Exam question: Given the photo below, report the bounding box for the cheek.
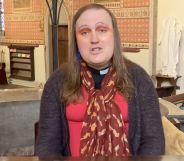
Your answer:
[100,28,113,38]
[76,34,89,49]
[105,33,114,48]
[105,34,114,56]
[76,37,89,60]
[76,34,82,45]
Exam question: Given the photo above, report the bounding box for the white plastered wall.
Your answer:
[0,46,10,74]
[123,49,151,74]
[157,0,184,71]
[157,0,184,93]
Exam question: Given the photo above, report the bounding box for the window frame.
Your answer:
[0,0,5,37]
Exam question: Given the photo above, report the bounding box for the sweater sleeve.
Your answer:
[35,69,69,156]
[136,68,165,155]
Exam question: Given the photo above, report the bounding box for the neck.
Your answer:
[88,66,108,89]
[88,63,110,71]
[88,65,109,75]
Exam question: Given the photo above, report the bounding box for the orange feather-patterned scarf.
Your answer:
[80,62,129,157]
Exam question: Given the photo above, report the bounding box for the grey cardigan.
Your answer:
[35,62,165,156]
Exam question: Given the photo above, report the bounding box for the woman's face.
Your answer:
[75,9,114,69]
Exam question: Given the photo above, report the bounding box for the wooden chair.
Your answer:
[0,62,8,84]
[159,93,184,154]
[161,93,184,130]
[34,122,39,143]
[163,93,184,104]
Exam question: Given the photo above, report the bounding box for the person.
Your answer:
[35,3,165,157]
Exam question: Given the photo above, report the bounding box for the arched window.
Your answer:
[0,0,5,36]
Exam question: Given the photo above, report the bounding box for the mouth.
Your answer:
[90,47,102,54]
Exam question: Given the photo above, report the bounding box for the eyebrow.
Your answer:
[77,25,89,31]
[76,21,111,32]
[95,22,109,27]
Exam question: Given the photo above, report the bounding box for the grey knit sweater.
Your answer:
[35,62,165,156]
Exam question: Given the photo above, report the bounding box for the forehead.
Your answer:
[76,8,113,27]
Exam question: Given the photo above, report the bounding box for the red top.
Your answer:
[66,87,128,157]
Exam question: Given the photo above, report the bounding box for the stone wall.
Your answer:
[0,88,42,155]
[0,100,40,155]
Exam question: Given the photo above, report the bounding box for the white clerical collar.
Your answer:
[99,68,109,75]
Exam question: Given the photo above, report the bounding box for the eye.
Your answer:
[100,29,107,32]
[79,28,90,37]
[97,27,108,33]
[81,31,89,36]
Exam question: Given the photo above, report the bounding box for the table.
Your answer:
[1,156,184,161]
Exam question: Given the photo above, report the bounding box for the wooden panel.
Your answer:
[58,25,68,41]
[58,26,69,65]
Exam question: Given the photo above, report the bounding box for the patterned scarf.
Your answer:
[80,62,130,157]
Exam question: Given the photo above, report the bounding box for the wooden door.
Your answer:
[58,25,68,65]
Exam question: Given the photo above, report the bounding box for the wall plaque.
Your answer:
[13,0,32,12]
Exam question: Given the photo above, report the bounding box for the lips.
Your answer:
[90,47,102,54]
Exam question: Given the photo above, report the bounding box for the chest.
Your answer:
[66,87,128,122]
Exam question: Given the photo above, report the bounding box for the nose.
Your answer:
[90,31,99,44]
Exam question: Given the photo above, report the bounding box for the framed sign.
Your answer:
[13,0,32,12]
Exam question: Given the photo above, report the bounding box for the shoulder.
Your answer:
[46,64,67,87]
[43,66,65,96]
[48,68,64,82]
[125,59,153,87]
